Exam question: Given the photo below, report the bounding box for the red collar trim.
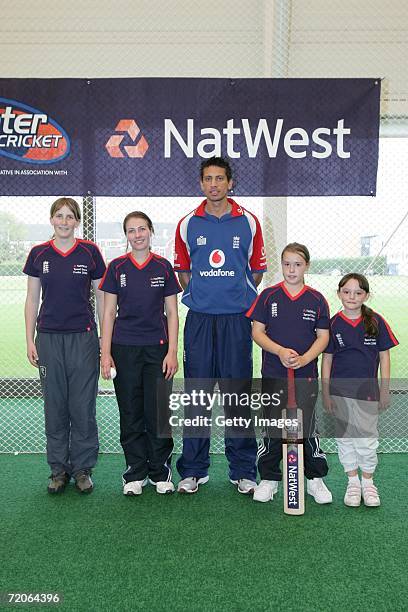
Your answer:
[194,198,244,218]
[194,201,207,217]
[51,238,78,257]
[280,281,307,301]
[128,252,153,270]
[339,311,363,327]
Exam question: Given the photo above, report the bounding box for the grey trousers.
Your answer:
[36,330,100,477]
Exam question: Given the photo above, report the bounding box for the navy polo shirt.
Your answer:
[23,239,106,333]
[99,252,182,346]
[174,199,266,314]
[325,311,398,400]
[247,282,330,378]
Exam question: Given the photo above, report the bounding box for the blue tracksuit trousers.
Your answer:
[176,310,257,481]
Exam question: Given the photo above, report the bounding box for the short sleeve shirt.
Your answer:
[23,239,106,333]
[247,282,330,378]
[325,310,398,400]
[174,198,266,314]
[99,252,182,346]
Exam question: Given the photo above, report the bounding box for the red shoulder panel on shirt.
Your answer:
[374,312,399,346]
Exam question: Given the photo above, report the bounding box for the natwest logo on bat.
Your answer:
[0,98,69,164]
[199,250,235,277]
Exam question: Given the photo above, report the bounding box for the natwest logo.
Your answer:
[106,119,149,158]
[287,451,298,464]
[199,249,235,278]
[164,118,350,159]
[0,98,69,164]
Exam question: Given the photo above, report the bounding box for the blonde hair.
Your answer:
[281,242,310,264]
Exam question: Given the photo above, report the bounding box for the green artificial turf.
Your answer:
[1,454,407,612]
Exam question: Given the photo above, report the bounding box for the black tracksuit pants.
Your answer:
[257,377,328,481]
[112,343,173,483]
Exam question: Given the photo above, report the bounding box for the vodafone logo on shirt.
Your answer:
[209,250,225,269]
[199,249,235,277]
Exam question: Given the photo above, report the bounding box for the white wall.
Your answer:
[0,0,406,117]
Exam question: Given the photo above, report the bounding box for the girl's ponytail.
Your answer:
[361,303,379,337]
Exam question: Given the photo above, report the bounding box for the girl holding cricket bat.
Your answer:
[247,242,332,504]
[321,273,398,507]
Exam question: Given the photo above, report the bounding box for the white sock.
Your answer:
[362,477,373,487]
[348,475,360,486]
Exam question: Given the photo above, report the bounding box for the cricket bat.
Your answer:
[282,368,305,515]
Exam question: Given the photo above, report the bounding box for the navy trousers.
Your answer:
[176,310,257,481]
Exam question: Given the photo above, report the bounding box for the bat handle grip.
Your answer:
[287,368,297,409]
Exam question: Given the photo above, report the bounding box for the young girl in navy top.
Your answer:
[100,211,181,496]
[247,243,332,504]
[24,197,106,494]
[322,273,398,507]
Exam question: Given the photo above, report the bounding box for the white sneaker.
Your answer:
[230,478,257,494]
[253,480,279,502]
[306,478,333,504]
[177,476,209,494]
[344,481,362,507]
[362,483,381,507]
[123,478,148,496]
[155,481,175,495]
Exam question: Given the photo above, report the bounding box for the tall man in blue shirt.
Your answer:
[174,157,267,494]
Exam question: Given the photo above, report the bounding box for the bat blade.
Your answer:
[283,369,305,515]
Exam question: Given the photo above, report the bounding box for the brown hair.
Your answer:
[50,197,81,221]
[281,242,310,264]
[123,211,154,252]
[338,273,378,337]
[122,211,154,235]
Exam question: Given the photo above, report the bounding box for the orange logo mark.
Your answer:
[105,119,149,158]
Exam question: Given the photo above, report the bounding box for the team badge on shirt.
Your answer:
[197,235,207,246]
[120,273,126,287]
[335,333,345,347]
[271,302,278,317]
[232,236,240,249]
[42,261,49,274]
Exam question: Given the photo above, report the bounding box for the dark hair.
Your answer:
[338,273,378,337]
[281,242,310,264]
[200,157,232,182]
[122,211,154,236]
[50,197,81,221]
